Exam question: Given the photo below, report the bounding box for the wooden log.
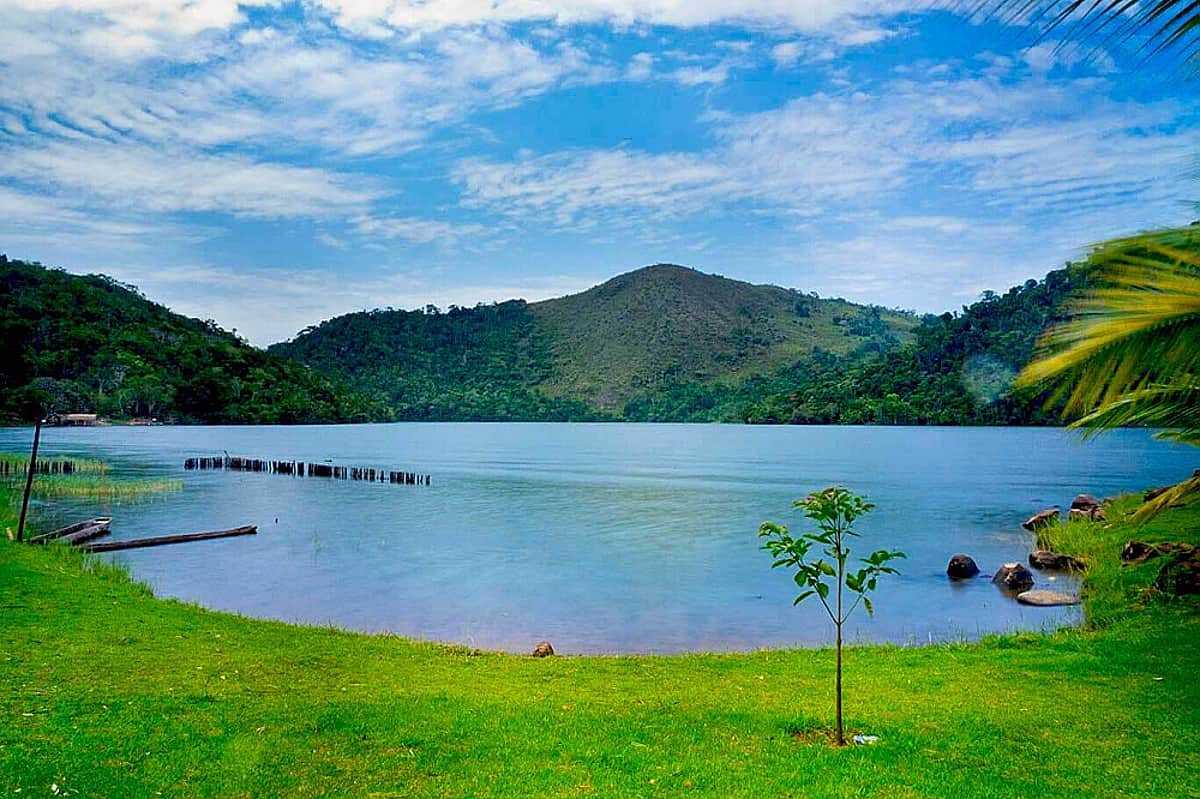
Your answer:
[29,517,112,544]
[80,525,257,553]
[61,523,112,546]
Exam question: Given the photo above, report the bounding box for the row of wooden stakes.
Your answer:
[183,456,431,486]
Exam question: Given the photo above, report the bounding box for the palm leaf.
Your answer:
[977,0,1200,65]
[1132,473,1200,522]
[1016,226,1200,444]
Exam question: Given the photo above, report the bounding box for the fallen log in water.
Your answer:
[60,523,113,546]
[80,525,257,553]
[29,517,112,545]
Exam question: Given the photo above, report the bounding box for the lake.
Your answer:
[3,424,1194,653]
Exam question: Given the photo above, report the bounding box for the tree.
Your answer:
[1017,228,1200,517]
[992,2,1199,518]
[758,487,905,745]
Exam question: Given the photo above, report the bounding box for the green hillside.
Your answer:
[0,256,385,424]
[740,267,1081,425]
[1,254,1080,425]
[530,264,917,411]
[268,301,601,421]
[271,265,917,420]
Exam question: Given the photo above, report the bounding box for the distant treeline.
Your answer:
[2,252,1078,426]
[0,256,387,424]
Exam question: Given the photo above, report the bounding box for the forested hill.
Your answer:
[1,254,1080,425]
[0,257,386,424]
[737,268,1080,425]
[269,265,919,420]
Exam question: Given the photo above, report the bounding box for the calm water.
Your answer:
[3,424,1195,653]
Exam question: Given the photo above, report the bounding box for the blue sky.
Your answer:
[0,1,1196,344]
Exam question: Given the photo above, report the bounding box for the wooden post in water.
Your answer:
[16,419,42,543]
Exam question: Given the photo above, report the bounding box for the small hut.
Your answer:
[49,413,98,427]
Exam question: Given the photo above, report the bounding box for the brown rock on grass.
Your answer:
[1022,509,1060,532]
[1154,551,1200,596]
[1029,550,1084,571]
[531,641,555,658]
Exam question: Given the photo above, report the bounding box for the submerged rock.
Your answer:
[1022,509,1060,532]
[1029,550,1084,571]
[947,554,980,579]
[993,562,1035,592]
[531,641,555,658]
[1016,589,1080,606]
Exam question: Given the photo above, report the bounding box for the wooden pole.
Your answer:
[16,419,42,543]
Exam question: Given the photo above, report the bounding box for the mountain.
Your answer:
[0,256,385,424]
[0,254,1080,426]
[529,264,918,411]
[270,264,920,419]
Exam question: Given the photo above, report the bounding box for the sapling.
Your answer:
[759,486,905,746]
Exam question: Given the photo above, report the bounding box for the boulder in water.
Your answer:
[993,562,1035,592]
[1016,590,1080,606]
[947,554,980,579]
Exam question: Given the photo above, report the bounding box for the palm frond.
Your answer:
[978,0,1200,65]
[1016,226,1200,442]
[1133,474,1200,522]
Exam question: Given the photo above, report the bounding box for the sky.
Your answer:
[0,1,1196,345]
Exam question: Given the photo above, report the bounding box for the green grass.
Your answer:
[1,486,1197,798]
[6,474,182,499]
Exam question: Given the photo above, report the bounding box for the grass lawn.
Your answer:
[1,486,1197,798]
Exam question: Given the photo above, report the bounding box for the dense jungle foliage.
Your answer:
[2,254,1077,425]
[0,256,386,424]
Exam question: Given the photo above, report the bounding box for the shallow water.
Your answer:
[3,423,1193,653]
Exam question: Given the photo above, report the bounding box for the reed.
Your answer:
[0,452,108,476]
[23,475,182,499]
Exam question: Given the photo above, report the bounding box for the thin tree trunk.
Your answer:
[835,521,845,746]
[835,622,844,745]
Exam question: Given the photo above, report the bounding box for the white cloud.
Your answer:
[353,215,486,243]
[1,141,379,218]
[309,0,928,36]
[454,149,735,225]
[452,67,1196,245]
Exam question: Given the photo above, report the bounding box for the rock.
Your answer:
[1121,540,1157,564]
[993,562,1035,592]
[1120,541,1196,565]
[1068,506,1106,523]
[1154,551,1200,596]
[1070,494,1102,512]
[531,640,555,658]
[1029,550,1084,571]
[1022,508,1060,532]
[947,554,980,579]
[1144,485,1171,502]
[1016,589,1080,606]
